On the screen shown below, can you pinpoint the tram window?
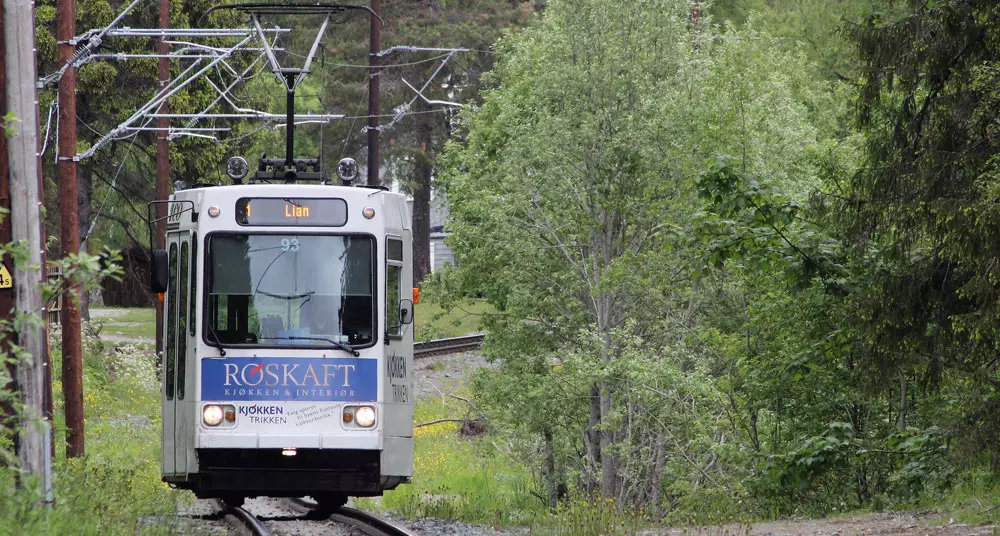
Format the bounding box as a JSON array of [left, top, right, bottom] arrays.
[[165, 243, 177, 401], [386, 238, 403, 338], [206, 234, 376, 348], [388, 239, 403, 262], [177, 242, 189, 400], [190, 233, 198, 337]]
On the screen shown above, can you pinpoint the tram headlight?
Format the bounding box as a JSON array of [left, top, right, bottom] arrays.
[[226, 156, 249, 181], [355, 406, 376, 428], [203, 405, 225, 426]]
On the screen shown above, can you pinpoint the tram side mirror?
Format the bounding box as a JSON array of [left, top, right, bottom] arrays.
[[150, 249, 168, 293], [398, 299, 414, 325]]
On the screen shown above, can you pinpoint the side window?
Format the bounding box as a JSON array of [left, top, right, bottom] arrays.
[[386, 238, 403, 338], [189, 233, 198, 337], [177, 241, 189, 400], [166, 242, 177, 400]]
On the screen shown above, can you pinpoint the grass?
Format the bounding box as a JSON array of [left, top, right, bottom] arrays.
[[96, 323, 156, 340], [355, 394, 544, 527], [355, 395, 652, 535], [414, 299, 492, 342], [0, 338, 192, 535], [88, 307, 156, 340], [917, 469, 1000, 527], [91, 307, 156, 324]]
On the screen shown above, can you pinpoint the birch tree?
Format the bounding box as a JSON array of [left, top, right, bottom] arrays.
[[440, 0, 849, 508], [442, 0, 698, 500]]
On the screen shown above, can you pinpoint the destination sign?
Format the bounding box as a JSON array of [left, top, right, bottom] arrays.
[[235, 198, 348, 227]]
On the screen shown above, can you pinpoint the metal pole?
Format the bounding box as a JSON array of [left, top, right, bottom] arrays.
[[4, 0, 52, 493], [57, 0, 84, 459], [367, 0, 380, 187], [285, 73, 295, 173], [155, 0, 169, 357]]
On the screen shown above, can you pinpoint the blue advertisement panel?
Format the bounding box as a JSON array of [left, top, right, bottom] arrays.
[[202, 357, 377, 402]]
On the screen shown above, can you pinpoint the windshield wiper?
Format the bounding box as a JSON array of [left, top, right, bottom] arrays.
[[259, 335, 360, 357], [255, 290, 315, 300], [205, 322, 227, 356]]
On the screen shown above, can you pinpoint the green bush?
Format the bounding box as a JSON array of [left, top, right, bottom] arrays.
[[1, 334, 189, 536]]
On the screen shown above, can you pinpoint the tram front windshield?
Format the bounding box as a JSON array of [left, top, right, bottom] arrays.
[[206, 234, 375, 348]]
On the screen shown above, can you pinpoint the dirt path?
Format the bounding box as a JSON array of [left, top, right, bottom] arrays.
[[652, 512, 998, 535], [90, 308, 155, 345]]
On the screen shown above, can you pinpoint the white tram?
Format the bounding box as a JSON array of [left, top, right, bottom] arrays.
[[151, 173, 414, 508]]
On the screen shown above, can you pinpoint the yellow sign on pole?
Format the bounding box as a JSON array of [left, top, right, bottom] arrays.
[[0, 264, 13, 289]]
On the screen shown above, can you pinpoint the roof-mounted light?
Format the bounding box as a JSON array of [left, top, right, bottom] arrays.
[[226, 156, 249, 183], [337, 157, 359, 186]]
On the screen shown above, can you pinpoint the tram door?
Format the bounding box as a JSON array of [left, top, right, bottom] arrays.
[[162, 232, 192, 478], [383, 235, 414, 473]]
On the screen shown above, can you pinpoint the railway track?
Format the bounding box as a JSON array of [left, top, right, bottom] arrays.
[[220, 498, 416, 536], [413, 333, 484, 359], [331, 507, 417, 536], [222, 504, 274, 536]]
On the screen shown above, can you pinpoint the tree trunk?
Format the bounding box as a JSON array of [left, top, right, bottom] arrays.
[[596, 295, 618, 500], [897, 369, 907, 430], [77, 163, 92, 321], [647, 431, 666, 516], [599, 381, 617, 499], [542, 426, 558, 508], [588, 383, 602, 468], [412, 108, 433, 286]]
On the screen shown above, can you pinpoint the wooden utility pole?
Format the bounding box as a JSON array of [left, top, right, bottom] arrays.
[[154, 0, 170, 356], [0, 0, 16, 427], [4, 0, 53, 490], [367, 0, 380, 187], [57, 0, 84, 458]]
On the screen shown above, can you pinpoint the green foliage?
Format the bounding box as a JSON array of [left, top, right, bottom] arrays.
[[19, 0, 1000, 529], [843, 0, 1000, 470], [1, 223, 124, 478], [709, 0, 884, 80], [2, 327, 185, 535], [434, 0, 989, 523], [412, 291, 491, 342], [358, 397, 543, 528], [1, 112, 18, 138], [438, 0, 852, 506]]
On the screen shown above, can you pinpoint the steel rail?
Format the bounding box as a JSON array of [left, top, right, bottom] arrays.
[[333, 507, 417, 536], [413, 334, 484, 359], [285, 498, 415, 536], [224, 505, 274, 536]]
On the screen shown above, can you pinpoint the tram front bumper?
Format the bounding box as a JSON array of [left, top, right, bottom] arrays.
[[198, 432, 380, 449]]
